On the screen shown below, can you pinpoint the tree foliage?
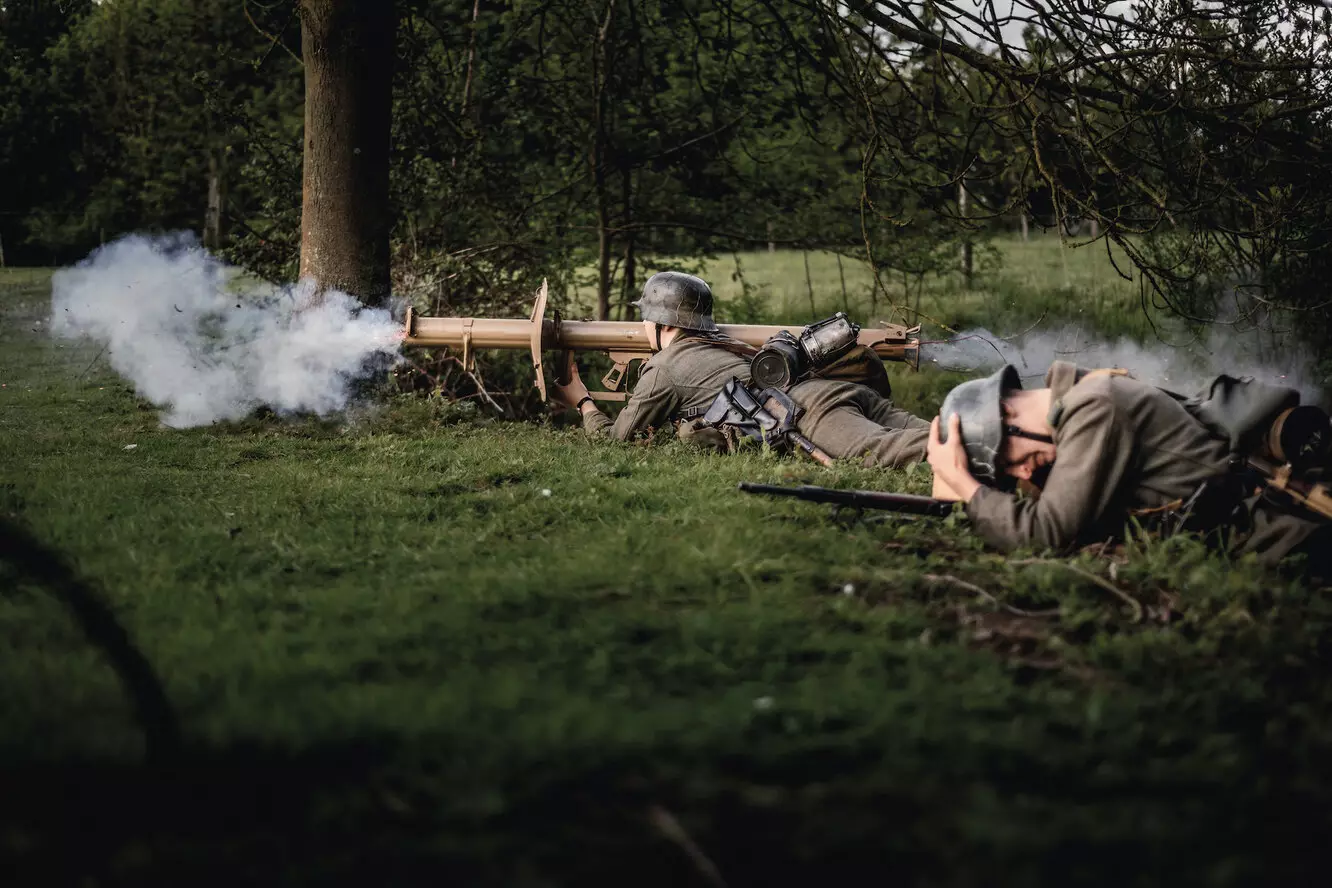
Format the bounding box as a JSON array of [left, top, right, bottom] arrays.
[[816, 0, 1332, 333], [3, 0, 1330, 346]]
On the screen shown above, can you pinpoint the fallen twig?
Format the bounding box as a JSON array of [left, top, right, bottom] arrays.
[[77, 341, 110, 380], [439, 354, 505, 415], [924, 573, 1060, 618], [646, 804, 728, 888], [1010, 559, 1144, 623]]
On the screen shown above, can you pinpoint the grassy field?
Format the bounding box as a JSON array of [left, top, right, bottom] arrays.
[[571, 232, 1156, 341], [4, 259, 1332, 886]]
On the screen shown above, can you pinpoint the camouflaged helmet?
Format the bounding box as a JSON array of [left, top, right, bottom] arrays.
[[938, 364, 1023, 486], [633, 272, 719, 332]]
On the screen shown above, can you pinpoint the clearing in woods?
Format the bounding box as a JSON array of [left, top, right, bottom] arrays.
[[2, 248, 1330, 884]]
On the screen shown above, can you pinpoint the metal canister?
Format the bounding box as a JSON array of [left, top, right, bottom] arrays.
[[1264, 405, 1331, 469], [750, 331, 805, 390], [798, 312, 861, 367]]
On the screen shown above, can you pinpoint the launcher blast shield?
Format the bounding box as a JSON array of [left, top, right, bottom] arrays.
[[401, 280, 920, 402]]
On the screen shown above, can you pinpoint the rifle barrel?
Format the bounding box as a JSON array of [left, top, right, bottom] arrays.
[[738, 482, 955, 517]]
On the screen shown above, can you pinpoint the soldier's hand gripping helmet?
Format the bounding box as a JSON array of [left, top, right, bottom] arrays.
[[632, 271, 719, 332], [937, 364, 1024, 486]]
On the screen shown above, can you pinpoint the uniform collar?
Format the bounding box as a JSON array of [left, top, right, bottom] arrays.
[[1045, 361, 1081, 427]]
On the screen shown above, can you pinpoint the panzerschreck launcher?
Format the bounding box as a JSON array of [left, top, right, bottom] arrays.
[[402, 280, 920, 401]]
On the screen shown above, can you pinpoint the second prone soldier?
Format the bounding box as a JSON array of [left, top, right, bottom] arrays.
[[550, 271, 931, 467]]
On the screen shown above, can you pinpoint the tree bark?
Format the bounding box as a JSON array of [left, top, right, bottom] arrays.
[[803, 250, 816, 317], [836, 252, 849, 314], [959, 179, 972, 286], [594, 177, 611, 320], [204, 150, 227, 251], [298, 0, 394, 305], [590, 2, 615, 321], [619, 167, 636, 321], [452, 0, 481, 170]]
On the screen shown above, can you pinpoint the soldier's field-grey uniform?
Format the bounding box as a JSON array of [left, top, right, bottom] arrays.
[[964, 361, 1319, 564], [581, 334, 930, 467]]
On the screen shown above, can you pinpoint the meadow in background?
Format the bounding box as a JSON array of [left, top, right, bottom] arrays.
[[4, 234, 1331, 884]]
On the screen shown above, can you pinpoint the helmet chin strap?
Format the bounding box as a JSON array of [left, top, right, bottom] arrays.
[[651, 323, 664, 351], [1004, 424, 1054, 445]]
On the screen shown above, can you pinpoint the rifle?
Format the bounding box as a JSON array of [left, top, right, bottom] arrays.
[[737, 482, 957, 517], [402, 279, 920, 402], [1246, 455, 1332, 521]]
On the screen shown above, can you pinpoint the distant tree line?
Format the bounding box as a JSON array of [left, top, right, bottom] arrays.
[[2, 1, 1329, 340]]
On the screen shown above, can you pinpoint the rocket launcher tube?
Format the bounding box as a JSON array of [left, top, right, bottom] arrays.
[[403, 315, 918, 359], [402, 279, 920, 401]]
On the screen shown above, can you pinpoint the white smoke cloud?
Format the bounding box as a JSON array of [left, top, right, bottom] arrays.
[[50, 233, 403, 427], [922, 323, 1325, 405]]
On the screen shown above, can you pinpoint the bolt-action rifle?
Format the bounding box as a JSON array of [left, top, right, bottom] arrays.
[[401, 280, 920, 402], [1246, 456, 1332, 521], [737, 482, 957, 517]]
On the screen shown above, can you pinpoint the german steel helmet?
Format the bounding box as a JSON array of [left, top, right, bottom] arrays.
[[938, 364, 1023, 485], [633, 271, 719, 332]]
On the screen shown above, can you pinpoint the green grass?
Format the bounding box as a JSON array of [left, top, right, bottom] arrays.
[[4, 266, 1332, 886]]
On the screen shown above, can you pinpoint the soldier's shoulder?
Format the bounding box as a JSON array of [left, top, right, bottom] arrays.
[[1065, 369, 1169, 418], [1052, 373, 1124, 427], [659, 337, 734, 363]]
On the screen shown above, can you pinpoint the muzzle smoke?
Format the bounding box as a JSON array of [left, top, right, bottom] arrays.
[[921, 324, 1325, 405], [50, 233, 403, 428]]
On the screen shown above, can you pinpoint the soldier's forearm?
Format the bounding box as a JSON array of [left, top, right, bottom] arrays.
[[581, 407, 615, 438]]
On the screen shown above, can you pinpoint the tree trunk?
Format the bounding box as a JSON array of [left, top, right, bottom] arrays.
[[621, 237, 637, 322], [590, 3, 615, 321], [959, 179, 972, 287], [203, 150, 227, 251], [452, 0, 481, 170], [836, 252, 849, 314], [593, 162, 612, 321], [803, 250, 816, 317], [1020, 212, 1028, 241], [298, 0, 394, 306], [619, 167, 636, 321]]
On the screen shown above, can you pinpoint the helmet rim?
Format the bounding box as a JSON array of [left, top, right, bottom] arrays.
[[632, 271, 719, 331], [938, 364, 1023, 485]]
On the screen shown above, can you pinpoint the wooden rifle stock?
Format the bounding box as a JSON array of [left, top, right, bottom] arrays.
[[402, 279, 920, 402], [1246, 456, 1332, 521], [737, 482, 956, 517]]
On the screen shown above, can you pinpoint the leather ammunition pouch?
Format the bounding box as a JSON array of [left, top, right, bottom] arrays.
[[699, 378, 804, 452]]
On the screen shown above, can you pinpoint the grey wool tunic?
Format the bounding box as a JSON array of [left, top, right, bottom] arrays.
[[581, 335, 930, 468], [966, 361, 1320, 564]]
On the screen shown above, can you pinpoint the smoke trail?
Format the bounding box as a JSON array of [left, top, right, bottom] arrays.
[[50, 233, 403, 428], [921, 324, 1325, 405]]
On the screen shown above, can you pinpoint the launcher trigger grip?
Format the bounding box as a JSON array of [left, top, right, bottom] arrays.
[[601, 352, 640, 392], [601, 362, 626, 391]]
